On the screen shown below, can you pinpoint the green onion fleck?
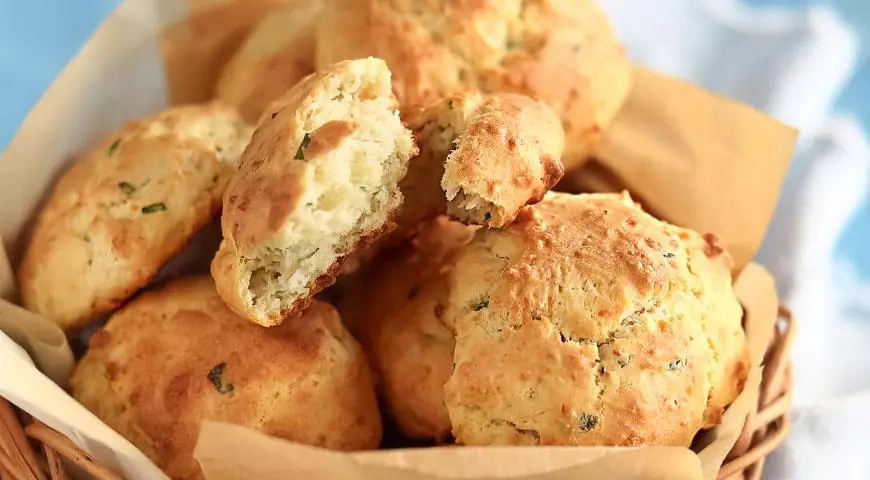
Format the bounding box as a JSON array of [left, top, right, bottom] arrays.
[[578, 413, 598, 432], [141, 202, 166, 214], [471, 297, 489, 311], [107, 139, 121, 157], [360, 186, 369, 193], [294, 133, 312, 160], [207, 362, 234, 394], [118, 182, 136, 195]]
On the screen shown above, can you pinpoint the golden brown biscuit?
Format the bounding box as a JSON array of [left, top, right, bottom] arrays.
[[406, 92, 564, 228], [216, 1, 323, 122], [212, 57, 417, 327], [444, 192, 745, 447], [17, 102, 253, 331], [337, 217, 476, 441], [316, 0, 631, 170], [161, 0, 296, 105], [70, 276, 381, 480]]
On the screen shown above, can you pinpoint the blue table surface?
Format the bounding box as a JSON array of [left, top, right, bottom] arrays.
[[2, 0, 869, 279]]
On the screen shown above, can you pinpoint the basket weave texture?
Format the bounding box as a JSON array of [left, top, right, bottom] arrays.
[[0, 308, 795, 480]]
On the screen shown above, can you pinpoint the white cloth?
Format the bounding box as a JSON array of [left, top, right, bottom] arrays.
[[597, 0, 870, 478]]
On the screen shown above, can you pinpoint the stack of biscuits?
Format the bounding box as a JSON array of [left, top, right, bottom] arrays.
[[16, 2, 748, 479]]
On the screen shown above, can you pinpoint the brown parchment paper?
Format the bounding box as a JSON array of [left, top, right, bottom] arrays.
[[561, 65, 799, 272], [0, 1, 791, 479], [194, 422, 702, 480]]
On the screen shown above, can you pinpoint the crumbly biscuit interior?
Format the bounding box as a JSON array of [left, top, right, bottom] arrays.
[[445, 187, 500, 226], [434, 106, 503, 226], [246, 73, 415, 318]]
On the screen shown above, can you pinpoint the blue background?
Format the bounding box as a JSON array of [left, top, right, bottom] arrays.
[[1, 0, 868, 278]]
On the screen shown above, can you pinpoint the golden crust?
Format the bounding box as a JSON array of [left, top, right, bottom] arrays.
[[215, 1, 322, 122], [70, 277, 382, 480], [337, 217, 476, 441], [210, 239, 253, 325], [444, 192, 745, 447], [17, 102, 253, 331], [406, 92, 565, 228], [317, 0, 632, 169]]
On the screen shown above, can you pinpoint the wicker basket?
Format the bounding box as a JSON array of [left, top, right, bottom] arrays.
[[0, 307, 795, 480]]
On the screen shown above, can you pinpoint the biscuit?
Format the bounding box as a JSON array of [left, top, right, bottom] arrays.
[[337, 217, 475, 441], [216, 1, 323, 122], [70, 276, 381, 480], [17, 102, 253, 331], [316, 0, 631, 170], [443, 192, 745, 447], [342, 92, 564, 276], [212, 57, 417, 327], [406, 92, 564, 228]]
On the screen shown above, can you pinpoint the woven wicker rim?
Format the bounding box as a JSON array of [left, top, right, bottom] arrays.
[[0, 307, 795, 480], [718, 306, 795, 480]]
